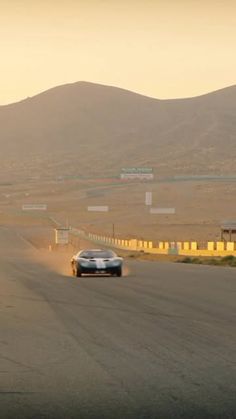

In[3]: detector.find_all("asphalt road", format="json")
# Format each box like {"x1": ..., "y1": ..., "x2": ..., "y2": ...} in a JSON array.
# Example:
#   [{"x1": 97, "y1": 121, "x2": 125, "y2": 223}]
[{"x1": 0, "y1": 226, "x2": 235, "y2": 419}]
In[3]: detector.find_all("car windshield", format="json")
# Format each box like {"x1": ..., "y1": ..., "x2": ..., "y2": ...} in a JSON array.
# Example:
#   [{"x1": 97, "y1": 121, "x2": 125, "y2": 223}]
[{"x1": 79, "y1": 250, "x2": 116, "y2": 259}]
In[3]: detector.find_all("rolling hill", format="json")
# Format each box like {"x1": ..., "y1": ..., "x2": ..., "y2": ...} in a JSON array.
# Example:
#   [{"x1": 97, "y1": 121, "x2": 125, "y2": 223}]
[{"x1": 0, "y1": 82, "x2": 235, "y2": 178}]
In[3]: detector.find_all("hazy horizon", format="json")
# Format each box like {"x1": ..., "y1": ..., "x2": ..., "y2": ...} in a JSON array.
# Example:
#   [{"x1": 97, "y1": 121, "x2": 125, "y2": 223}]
[{"x1": 1, "y1": 0, "x2": 236, "y2": 105}]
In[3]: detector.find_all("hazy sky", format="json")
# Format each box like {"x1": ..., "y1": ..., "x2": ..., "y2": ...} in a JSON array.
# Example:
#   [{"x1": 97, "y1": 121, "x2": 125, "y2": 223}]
[{"x1": 1, "y1": 0, "x2": 236, "y2": 104}]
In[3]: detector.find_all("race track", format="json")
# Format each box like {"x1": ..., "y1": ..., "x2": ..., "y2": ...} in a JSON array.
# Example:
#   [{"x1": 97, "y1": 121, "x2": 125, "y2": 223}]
[{"x1": 0, "y1": 227, "x2": 235, "y2": 419}]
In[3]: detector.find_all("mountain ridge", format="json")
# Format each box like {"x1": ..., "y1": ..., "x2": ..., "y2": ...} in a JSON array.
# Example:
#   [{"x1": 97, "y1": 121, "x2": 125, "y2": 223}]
[
  {"x1": 0, "y1": 81, "x2": 235, "y2": 177},
  {"x1": 1, "y1": 81, "x2": 236, "y2": 108}
]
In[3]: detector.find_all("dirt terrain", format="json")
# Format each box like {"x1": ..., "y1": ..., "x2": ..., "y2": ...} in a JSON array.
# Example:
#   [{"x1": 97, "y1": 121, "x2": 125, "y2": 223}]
[{"x1": 1, "y1": 175, "x2": 236, "y2": 243}]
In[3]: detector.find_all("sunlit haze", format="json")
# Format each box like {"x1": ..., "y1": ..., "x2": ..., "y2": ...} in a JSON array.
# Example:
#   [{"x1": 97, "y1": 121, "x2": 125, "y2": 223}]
[{"x1": 1, "y1": 0, "x2": 236, "y2": 104}]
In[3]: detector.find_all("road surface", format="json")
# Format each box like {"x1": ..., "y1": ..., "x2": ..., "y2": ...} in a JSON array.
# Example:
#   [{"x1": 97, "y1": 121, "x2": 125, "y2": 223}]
[{"x1": 0, "y1": 226, "x2": 235, "y2": 418}]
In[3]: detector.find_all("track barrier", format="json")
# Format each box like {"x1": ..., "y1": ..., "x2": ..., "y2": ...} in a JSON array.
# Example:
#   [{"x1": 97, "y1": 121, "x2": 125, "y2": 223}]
[{"x1": 49, "y1": 219, "x2": 236, "y2": 257}]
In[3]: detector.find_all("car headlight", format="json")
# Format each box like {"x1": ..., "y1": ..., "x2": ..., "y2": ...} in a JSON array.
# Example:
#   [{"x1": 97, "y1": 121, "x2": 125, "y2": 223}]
[
  {"x1": 112, "y1": 260, "x2": 121, "y2": 266},
  {"x1": 79, "y1": 259, "x2": 90, "y2": 266}
]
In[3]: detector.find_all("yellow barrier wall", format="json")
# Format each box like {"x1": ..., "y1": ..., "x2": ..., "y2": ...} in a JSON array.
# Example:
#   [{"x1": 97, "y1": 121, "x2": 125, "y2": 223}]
[
  {"x1": 208, "y1": 242, "x2": 215, "y2": 251},
  {"x1": 216, "y1": 242, "x2": 225, "y2": 251},
  {"x1": 129, "y1": 239, "x2": 138, "y2": 250},
  {"x1": 86, "y1": 233, "x2": 236, "y2": 257},
  {"x1": 183, "y1": 242, "x2": 190, "y2": 250},
  {"x1": 227, "y1": 242, "x2": 234, "y2": 251}
]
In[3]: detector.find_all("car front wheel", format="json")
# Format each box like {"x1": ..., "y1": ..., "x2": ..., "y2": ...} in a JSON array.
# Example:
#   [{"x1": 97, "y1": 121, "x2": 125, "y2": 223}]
[
  {"x1": 75, "y1": 265, "x2": 82, "y2": 277},
  {"x1": 115, "y1": 267, "x2": 122, "y2": 277}
]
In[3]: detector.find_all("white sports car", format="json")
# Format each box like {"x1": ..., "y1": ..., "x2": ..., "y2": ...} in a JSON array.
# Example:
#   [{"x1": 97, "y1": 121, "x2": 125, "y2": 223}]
[{"x1": 71, "y1": 249, "x2": 123, "y2": 277}]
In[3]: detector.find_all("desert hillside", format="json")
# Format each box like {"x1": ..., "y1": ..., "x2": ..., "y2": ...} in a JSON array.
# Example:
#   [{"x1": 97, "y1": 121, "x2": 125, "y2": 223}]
[
  {"x1": 0, "y1": 82, "x2": 236, "y2": 179},
  {"x1": 0, "y1": 82, "x2": 236, "y2": 241}
]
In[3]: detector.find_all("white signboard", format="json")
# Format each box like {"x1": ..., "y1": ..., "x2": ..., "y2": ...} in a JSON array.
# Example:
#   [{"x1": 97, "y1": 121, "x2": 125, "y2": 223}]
[
  {"x1": 121, "y1": 173, "x2": 154, "y2": 180},
  {"x1": 22, "y1": 204, "x2": 47, "y2": 211},
  {"x1": 150, "y1": 207, "x2": 176, "y2": 214},
  {"x1": 55, "y1": 228, "x2": 69, "y2": 245},
  {"x1": 120, "y1": 168, "x2": 154, "y2": 180},
  {"x1": 145, "y1": 192, "x2": 152, "y2": 206},
  {"x1": 87, "y1": 206, "x2": 109, "y2": 212}
]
